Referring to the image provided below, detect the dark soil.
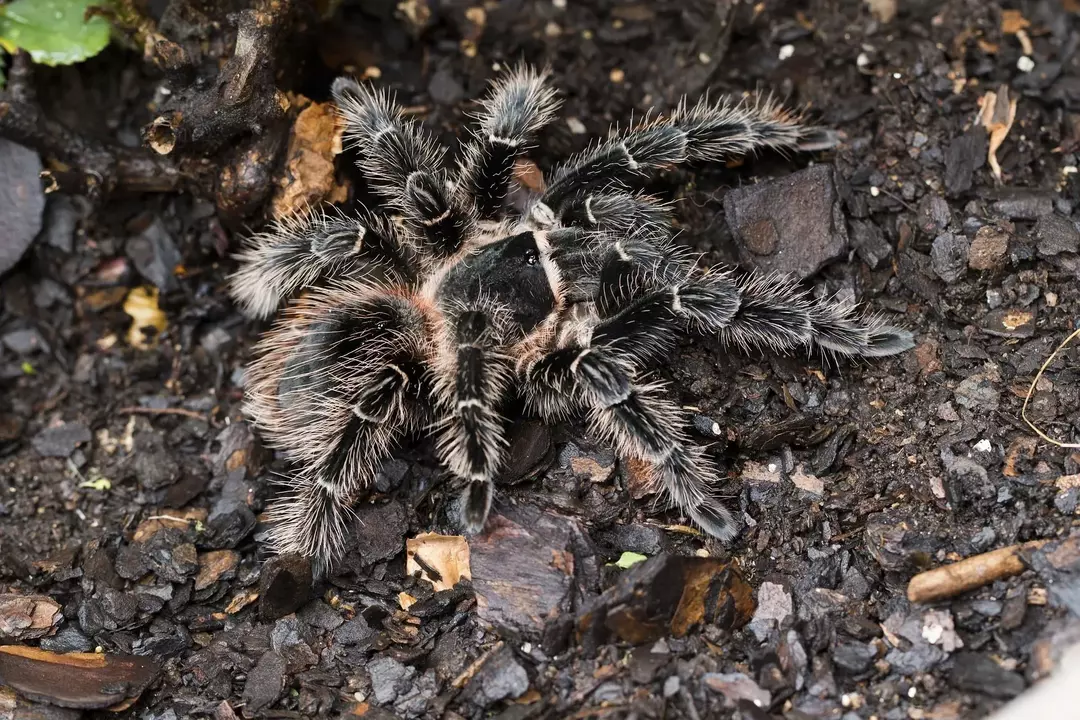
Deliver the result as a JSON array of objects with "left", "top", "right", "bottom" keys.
[{"left": 2, "top": 0, "right": 1080, "bottom": 718}]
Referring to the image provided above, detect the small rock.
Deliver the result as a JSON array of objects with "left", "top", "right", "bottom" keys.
[
  {"left": 258, "top": 554, "right": 313, "bottom": 622},
  {"left": 126, "top": 216, "right": 181, "bottom": 292},
  {"left": 992, "top": 190, "right": 1055, "bottom": 220},
  {"left": 32, "top": 422, "right": 92, "bottom": 458},
  {"left": 0, "top": 138, "right": 46, "bottom": 276},
  {"left": 297, "top": 599, "right": 343, "bottom": 631},
  {"left": 1035, "top": 213, "right": 1080, "bottom": 257},
  {"left": 3, "top": 328, "right": 49, "bottom": 355},
  {"left": 969, "top": 225, "right": 1009, "bottom": 270},
  {"left": 333, "top": 616, "right": 375, "bottom": 647},
  {"left": 980, "top": 308, "right": 1036, "bottom": 339},
  {"left": 953, "top": 372, "right": 1000, "bottom": 410},
  {"left": 39, "top": 625, "right": 94, "bottom": 653},
  {"left": 917, "top": 195, "right": 952, "bottom": 237},
  {"left": 368, "top": 656, "right": 415, "bottom": 706},
  {"left": 749, "top": 581, "right": 793, "bottom": 641},
  {"left": 833, "top": 641, "right": 877, "bottom": 675},
  {"left": 241, "top": 651, "right": 287, "bottom": 713},
  {"left": 703, "top": 672, "right": 771, "bottom": 708},
  {"left": 949, "top": 651, "right": 1025, "bottom": 699},
  {"left": 461, "top": 645, "right": 530, "bottom": 707},
  {"left": 944, "top": 128, "right": 987, "bottom": 196},
  {"left": 930, "top": 232, "right": 969, "bottom": 282},
  {"left": 723, "top": 164, "right": 849, "bottom": 280},
  {"left": 39, "top": 195, "right": 84, "bottom": 252},
  {"left": 342, "top": 498, "right": 408, "bottom": 566}
]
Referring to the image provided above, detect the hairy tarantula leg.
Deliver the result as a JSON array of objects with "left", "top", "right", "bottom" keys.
[
  {"left": 456, "top": 65, "right": 560, "bottom": 220},
  {"left": 533, "top": 94, "right": 831, "bottom": 224},
  {"left": 229, "top": 207, "right": 416, "bottom": 319},
  {"left": 247, "top": 289, "right": 430, "bottom": 572},
  {"left": 555, "top": 191, "right": 673, "bottom": 241},
  {"left": 713, "top": 271, "right": 915, "bottom": 358},
  {"left": 434, "top": 309, "right": 513, "bottom": 533},
  {"left": 526, "top": 347, "right": 738, "bottom": 540},
  {"left": 588, "top": 247, "right": 914, "bottom": 361},
  {"left": 331, "top": 77, "right": 474, "bottom": 258}
]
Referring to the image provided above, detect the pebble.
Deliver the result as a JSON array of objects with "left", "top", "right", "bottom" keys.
[
  {"left": 969, "top": 225, "right": 1009, "bottom": 270},
  {"left": 949, "top": 651, "right": 1026, "bottom": 698},
  {"left": 930, "top": 232, "right": 969, "bottom": 282},
  {"left": 944, "top": 128, "right": 987, "bottom": 196},
  {"left": 462, "top": 645, "right": 529, "bottom": 706},
  {"left": 917, "top": 194, "right": 952, "bottom": 237},
  {"left": 126, "top": 215, "right": 182, "bottom": 292},
  {"left": 1035, "top": 213, "right": 1080, "bottom": 257},
  {"left": 241, "top": 651, "right": 287, "bottom": 713},
  {"left": 980, "top": 308, "right": 1036, "bottom": 339},
  {"left": 848, "top": 219, "right": 893, "bottom": 269},
  {"left": 3, "top": 328, "right": 49, "bottom": 355},
  {"left": 723, "top": 165, "right": 849, "bottom": 280},
  {"left": 749, "top": 581, "right": 793, "bottom": 641},
  {"left": 39, "top": 625, "right": 94, "bottom": 653},
  {"left": 39, "top": 195, "right": 84, "bottom": 252},
  {"left": 954, "top": 373, "right": 1000, "bottom": 410},
  {"left": 258, "top": 554, "right": 313, "bottom": 622},
  {"left": 833, "top": 641, "right": 877, "bottom": 675},
  {"left": 0, "top": 138, "right": 46, "bottom": 276},
  {"left": 368, "top": 656, "right": 416, "bottom": 705},
  {"left": 32, "top": 422, "right": 92, "bottom": 458}
]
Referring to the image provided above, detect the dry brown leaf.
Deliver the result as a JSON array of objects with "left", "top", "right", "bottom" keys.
[
  {"left": 865, "top": 0, "right": 897, "bottom": 23},
  {"left": 1000, "top": 9, "right": 1030, "bottom": 34},
  {"left": 979, "top": 85, "right": 1017, "bottom": 182},
  {"left": 224, "top": 589, "right": 259, "bottom": 614},
  {"left": 132, "top": 508, "right": 208, "bottom": 542},
  {"left": 271, "top": 99, "right": 349, "bottom": 220},
  {"left": 406, "top": 532, "right": 471, "bottom": 592},
  {"left": 123, "top": 286, "right": 167, "bottom": 349}
]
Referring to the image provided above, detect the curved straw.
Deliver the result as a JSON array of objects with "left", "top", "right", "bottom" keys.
[{"left": 1022, "top": 326, "right": 1080, "bottom": 449}]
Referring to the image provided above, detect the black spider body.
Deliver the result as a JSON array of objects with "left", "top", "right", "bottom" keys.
[{"left": 230, "top": 65, "right": 914, "bottom": 572}]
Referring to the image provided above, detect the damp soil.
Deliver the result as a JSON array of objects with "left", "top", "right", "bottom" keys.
[{"left": 2, "top": 0, "right": 1080, "bottom": 718}]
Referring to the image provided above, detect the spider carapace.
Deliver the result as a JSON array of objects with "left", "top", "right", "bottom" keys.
[{"left": 229, "top": 65, "right": 914, "bottom": 573}]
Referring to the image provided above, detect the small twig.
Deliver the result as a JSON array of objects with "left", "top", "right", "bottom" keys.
[
  {"left": 0, "top": 53, "right": 184, "bottom": 201},
  {"left": 117, "top": 406, "right": 209, "bottom": 422},
  {"left": 907, "top": 539, "right": 1050, "bottom": 604},
  {"left": 1022, "top": 326, "right": 1080, "bottom": 449}
]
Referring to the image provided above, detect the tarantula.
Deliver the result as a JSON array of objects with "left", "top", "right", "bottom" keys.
[{"left": 230, "top": 65, "right": 913, "bottom": 572}]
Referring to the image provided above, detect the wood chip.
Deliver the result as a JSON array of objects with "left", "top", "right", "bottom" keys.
[
  {"left": 0, "top": 646, "right": 159, "bottom": 710},
  {"left": 0, "top": 594, "right": 62, "bottom": 641}
]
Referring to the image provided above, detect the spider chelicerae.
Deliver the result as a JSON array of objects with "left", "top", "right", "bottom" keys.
[{"left": 229, "top": 65, "right": 914, "bottom": 572}]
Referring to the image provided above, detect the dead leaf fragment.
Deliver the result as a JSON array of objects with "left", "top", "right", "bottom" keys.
[
  {"left": 790, "top": 464, "right": 824, "bottom": 497},
  {"left": 0, "top": 594, "right": 62, "bottom": 641},
  {"left": 1000, "top": 9, "right": 1030, "bottom": 34},
  {"left": 979, "top": 85, "right": 1017, "bottom": 183},
  {"left": 865, "top": 0, "right": 897, "bottom": 23},
  {"left": 132, "top": 508, "right": 208, "bottom": 542},
  {"left": 0, "top": 646, "right": 160, "bottom": 710},
  {"left": 123, "top": 286, "right": 168, "bottom": 349},
  {"left": 406, "top": 532, "right": 471, "bottom": 592},
  {"left": 271, "top": 99, "right": 348, "bottom": 220}
]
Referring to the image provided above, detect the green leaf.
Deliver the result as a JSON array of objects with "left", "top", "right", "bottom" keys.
[
  {"left": 79, "top": 476, "right": 112, "bottom": 491},
  {"left": 0, "top": 0, "right": 112, "bottom": 66},
  {"left": 20, "top": 361, "right": 35, "bottom": 375},
  {"left": 614, "top": 551, "right": 648, "bottom": 569}
]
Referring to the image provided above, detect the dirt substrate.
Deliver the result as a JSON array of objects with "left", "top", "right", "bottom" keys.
[{"left": 2, "top": 0, "right": 1080, "bottom": 718}]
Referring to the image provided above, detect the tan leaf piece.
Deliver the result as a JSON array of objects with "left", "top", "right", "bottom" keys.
[
  {"left": 979, "top": 85, "right": 1017, "bottom": 183},
  {"left": 406, "top": 532, "right": 471, "bottom": 592}
]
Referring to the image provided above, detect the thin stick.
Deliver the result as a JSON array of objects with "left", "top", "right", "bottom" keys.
[
  {"left": 907, "top": 539, "right": 1049, "bottom": 604},
  {"left": 1022, "top": 326, "right": 1080, "bottom": 449},
  {"left": 117, "top": 406, "right": 209, "bottom": 421}
]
